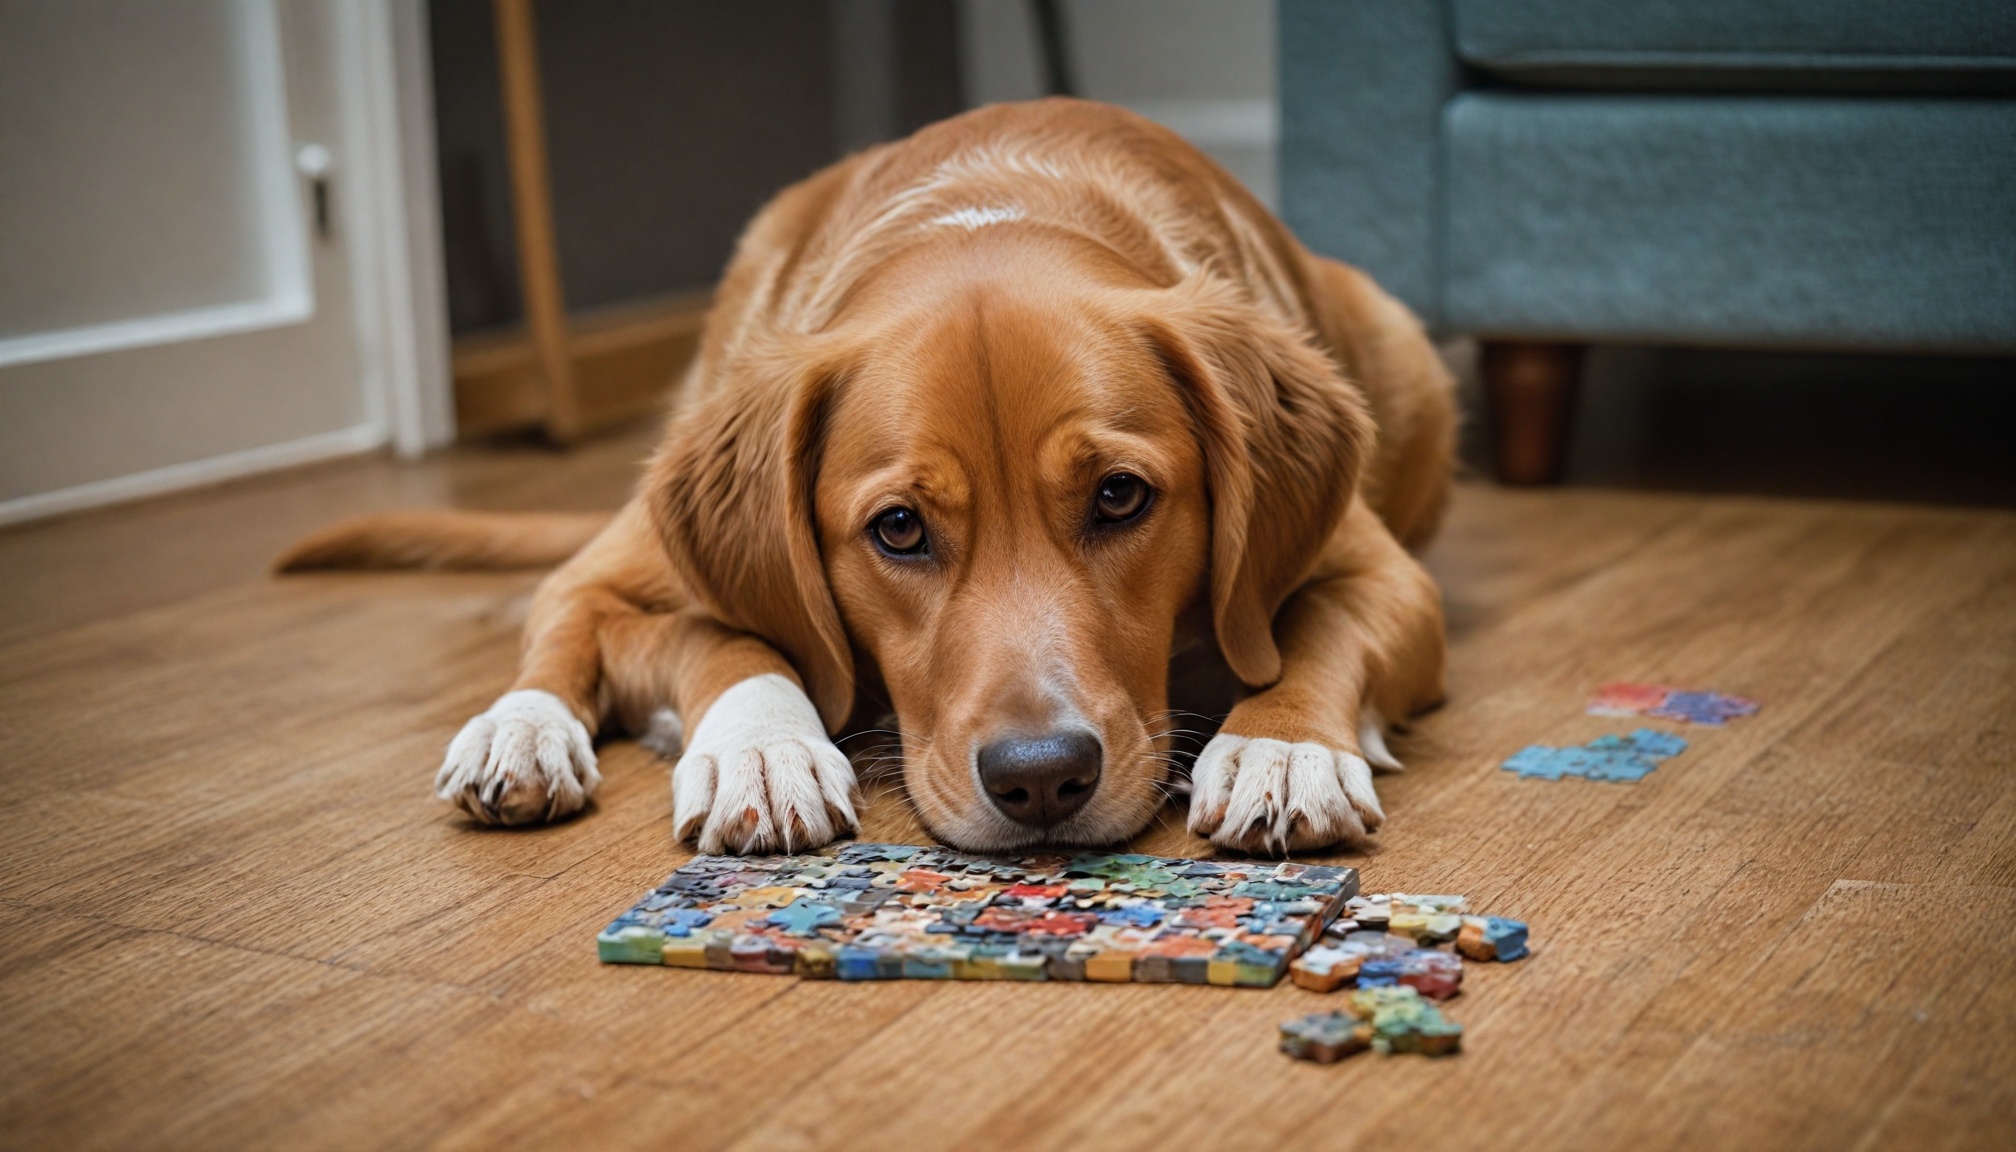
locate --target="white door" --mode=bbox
[0,0,451,525]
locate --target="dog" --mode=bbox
[280,99,1454,857]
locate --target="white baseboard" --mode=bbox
[0,423,385,528]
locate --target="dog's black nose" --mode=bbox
[978,731,1102,829]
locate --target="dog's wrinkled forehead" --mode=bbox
[820,284,1192,506]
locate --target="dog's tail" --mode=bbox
[273,510,612,572]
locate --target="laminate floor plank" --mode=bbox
[0,422,656,649]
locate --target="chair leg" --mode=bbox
[1483,341,1585,485]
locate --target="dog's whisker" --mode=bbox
[1144,709,1224,727]
[836,728,903,745]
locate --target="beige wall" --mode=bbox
[957,0,1277,205]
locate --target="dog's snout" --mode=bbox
[977,731,1101,829]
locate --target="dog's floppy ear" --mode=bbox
[1135,277,1374,687]
[645,341,854,730]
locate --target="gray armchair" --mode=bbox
[1280,0,2016,481]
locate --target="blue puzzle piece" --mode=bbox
[1479,917,1528,962]
[1502,744,1574,780]
[1100,903,1167,929]
[658,908,715,937]
[836,945,886,980]
[1356,956,1406,987]
[1502,728,1688,782]
[1624,728,1686,756]
[765,898,843,936]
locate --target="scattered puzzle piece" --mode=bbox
[1501,728,1688,782]
[1288,945,1359,993]
[1344,894,1466,942]
[599,844,1358,986]
[1365,893,1466,942]
[1353,986,1464,1055]
[1403,950,1465,999]
[1357,947,1463,999]
[1278,1010,1373,1062]
[1586,681,1670,716]
[1650,690,1760,726]
[1279,986,1463,1062]
[1291,929,1417,991]
[1456,916,1529,962]
[1588,682,1759,726]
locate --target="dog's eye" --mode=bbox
[871,507,927,555]
[1094,473,1150,523]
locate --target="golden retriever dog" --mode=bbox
[280,99,1454,856]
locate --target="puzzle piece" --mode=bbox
[1588,682,1759,726]
[1501,728,1689,782]
[599,844,1358,987]
[1290,930,1416,992]
[1353,985,1464,1055]
[1279,986,1463,1062]
[1289,945,1360,993]
[1370,893,1466,941]
[1278,1010,1373,1063]
[1586,681,1672,716]
[1455,916,1529,962]
[1649,690,1760,726]
[1357,947,1463,1000]
[1344,893,1466,942]
[765,898,843,936]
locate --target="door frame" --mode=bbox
[0,0,453,528]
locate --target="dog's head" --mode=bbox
[649,244,1370,850]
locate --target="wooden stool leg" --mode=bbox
[1483,341,1585,485]
[494,0,582,443]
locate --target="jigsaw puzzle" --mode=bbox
[1588,682,1759,726]
[599,843,1359,986]
[1500,728,1688,781]
[1279,986,1464,1062]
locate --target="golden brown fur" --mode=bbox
[277,511,610,571]
[283,99,1455,854]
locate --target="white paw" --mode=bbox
[1187,733,1384,854]
[671,674,859,854]
[436,689,600,825]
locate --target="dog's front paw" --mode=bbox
[671,674,860,854]
[1187,733,1383,855]
[436,689,600,825]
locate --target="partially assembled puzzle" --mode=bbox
[1587,682,1760,726]
[599,843,1359,985]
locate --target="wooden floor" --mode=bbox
[3,423,2012,1151]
